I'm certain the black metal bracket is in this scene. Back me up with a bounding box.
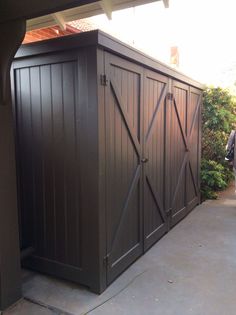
[103,253,110,266]
[100,74,108,86]
[141,157,149,163]
[166,92,173,101]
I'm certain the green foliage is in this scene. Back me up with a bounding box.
[201,87,236,200]
[202,87,236,133]
[201,159,228,199]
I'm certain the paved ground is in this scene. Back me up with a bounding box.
[4,185,236,315]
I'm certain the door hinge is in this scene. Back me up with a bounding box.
[103,254,110,266]
[100,74,108,86]
[166,92,173,101]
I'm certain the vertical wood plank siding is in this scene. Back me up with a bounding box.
[15,61,82,267]
[13,47,102,292]
[104,53,143,283]
[143,70,168,250]
[12,30,203,293]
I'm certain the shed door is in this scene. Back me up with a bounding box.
[143,70,168,251]
[169,81,200,227]
[187,87,201,209]
[104,53,143,284]
[169,81,188,226]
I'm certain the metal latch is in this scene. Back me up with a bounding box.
[166,92,173,101]
[100,74,108,86]
[103,253,110,266]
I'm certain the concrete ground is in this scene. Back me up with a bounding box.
[4,185,236,315]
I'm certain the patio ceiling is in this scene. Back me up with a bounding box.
[27,0,169,31]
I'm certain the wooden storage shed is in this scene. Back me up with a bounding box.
[12,30,203,293]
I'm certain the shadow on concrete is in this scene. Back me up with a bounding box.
[4,185,236,315]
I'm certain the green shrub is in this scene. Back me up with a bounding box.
[201,159,228,199]
[201,87,236,200]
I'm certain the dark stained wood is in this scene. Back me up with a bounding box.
[169,81,189,226]
[169,81,201,227]
[189,87,202,205]
[164,77,172,230]
[30,66,45,257]
[13,47,102,291]
[143,70,168,250]
[0,19,26,311]
[77,47,101,292]
[12,30,203,294]
[96,48,107,292]
[15,30,204,90]
[98,31,203,90]
[104,53,143,284]
[50,63,66,263]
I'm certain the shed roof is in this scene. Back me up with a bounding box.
[15,29,203,90]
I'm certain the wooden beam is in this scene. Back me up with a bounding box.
[163,0,169,8]
[52,12,66,30]
[100,0,113,20]
[0,18,26,310]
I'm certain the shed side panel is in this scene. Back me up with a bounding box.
[16,61,82,266]
[13,48,100,290]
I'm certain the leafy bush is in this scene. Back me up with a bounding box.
[201,159,228,199]
[201,87,236,200]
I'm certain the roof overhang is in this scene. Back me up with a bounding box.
[27,0,169,31]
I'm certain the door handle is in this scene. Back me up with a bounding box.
[141,158,149,163]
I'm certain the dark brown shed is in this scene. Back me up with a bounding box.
[12,30,203,293]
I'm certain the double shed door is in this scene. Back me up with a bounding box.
[104,52,201,284]
[104,53,169,284]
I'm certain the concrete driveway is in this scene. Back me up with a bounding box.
[4,184,236,315]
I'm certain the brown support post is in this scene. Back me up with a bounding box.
[0,19,26,310]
